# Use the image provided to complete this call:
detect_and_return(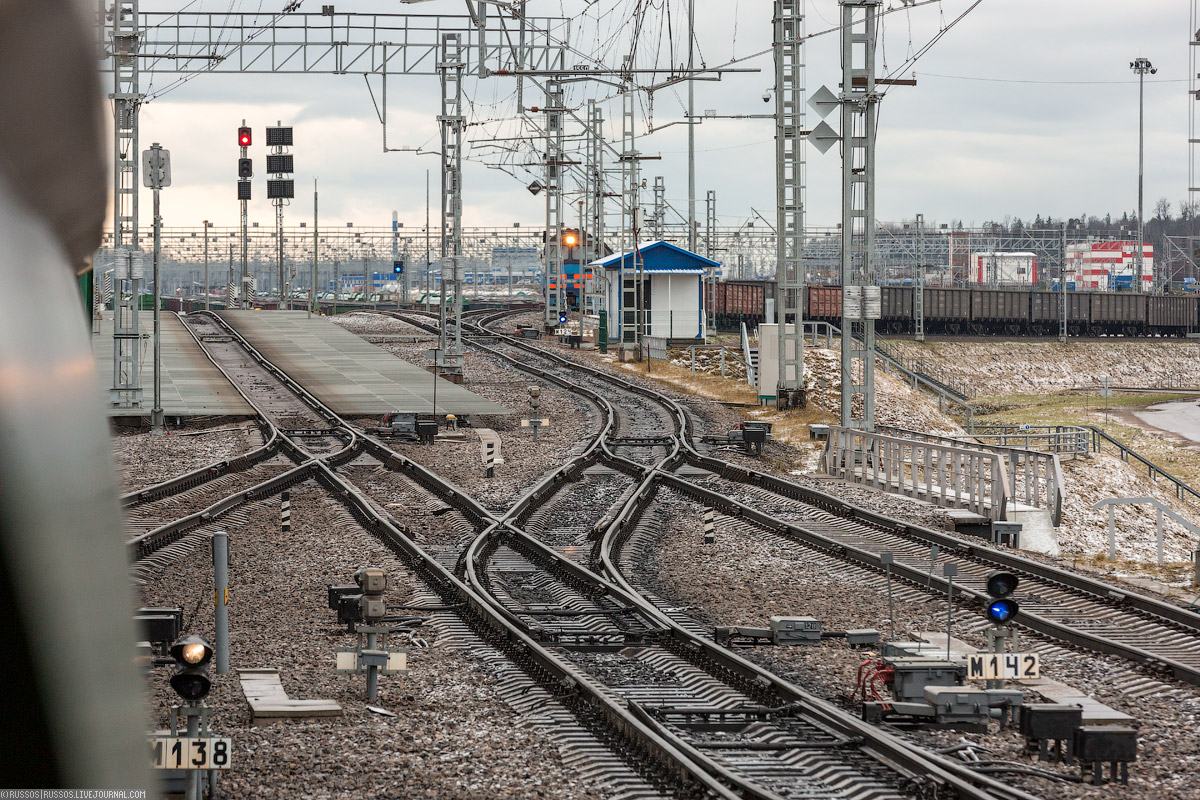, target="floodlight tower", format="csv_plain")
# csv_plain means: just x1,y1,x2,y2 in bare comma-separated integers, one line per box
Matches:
1130,56,1155,293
